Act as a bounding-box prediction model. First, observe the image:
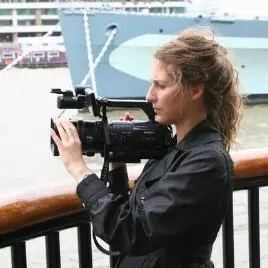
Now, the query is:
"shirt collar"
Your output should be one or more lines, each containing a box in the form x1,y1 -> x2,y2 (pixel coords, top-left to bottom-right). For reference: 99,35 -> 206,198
171,119 -> 223,151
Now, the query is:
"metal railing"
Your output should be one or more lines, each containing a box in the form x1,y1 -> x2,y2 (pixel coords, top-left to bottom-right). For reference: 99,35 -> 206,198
1,148 -> 268,268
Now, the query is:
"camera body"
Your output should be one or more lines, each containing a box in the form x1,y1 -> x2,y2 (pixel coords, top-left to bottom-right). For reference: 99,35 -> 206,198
50,86 -> 173,163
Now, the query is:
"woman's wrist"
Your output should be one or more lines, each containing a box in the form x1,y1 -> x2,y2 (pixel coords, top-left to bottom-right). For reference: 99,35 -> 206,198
68,163 -> 92,183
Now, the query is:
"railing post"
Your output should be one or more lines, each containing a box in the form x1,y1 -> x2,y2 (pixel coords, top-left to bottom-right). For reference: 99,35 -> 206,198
110,252 -> 119,268
77,223 -> 93,268
46,231 -> 61,268
222,194 -> 235,268
248,188 -> 260,268
11,241 -> 27,268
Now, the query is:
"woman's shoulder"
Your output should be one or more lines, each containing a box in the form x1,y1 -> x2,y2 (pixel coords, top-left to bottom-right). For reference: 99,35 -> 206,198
188,140 -> 231,159
182,141 -> 234,175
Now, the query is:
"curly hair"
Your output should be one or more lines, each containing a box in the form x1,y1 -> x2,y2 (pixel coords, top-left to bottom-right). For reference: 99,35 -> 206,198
154,26 -> 243,150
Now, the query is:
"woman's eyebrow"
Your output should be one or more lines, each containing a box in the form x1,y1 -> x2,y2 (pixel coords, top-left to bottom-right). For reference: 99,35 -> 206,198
151,79 -> 167,84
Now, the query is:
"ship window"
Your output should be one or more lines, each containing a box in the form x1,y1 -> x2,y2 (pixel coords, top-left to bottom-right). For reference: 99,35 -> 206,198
48,52 -> 59,57
0,9 -> 12,16
149,7 -> 162,13
125,8 -> 138,12
41,9 -> 57,15
17,9 -> 36,15
0,33 -> 12,42
2,53 -> 15,59
170,7 -> 186,14
33,52 -> 45,57
0,20 -> 12,26
18,53 -> 30,58
18,32 -> 38,37
42,19 -> 58,26
18,20 -> 35,26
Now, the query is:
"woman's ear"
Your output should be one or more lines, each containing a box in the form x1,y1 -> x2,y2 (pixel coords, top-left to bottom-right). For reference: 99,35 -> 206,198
191,84 -> 204,101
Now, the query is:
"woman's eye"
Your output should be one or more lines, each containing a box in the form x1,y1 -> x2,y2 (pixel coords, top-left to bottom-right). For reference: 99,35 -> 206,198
155,82 -> 165,89
151,81 -> 166,89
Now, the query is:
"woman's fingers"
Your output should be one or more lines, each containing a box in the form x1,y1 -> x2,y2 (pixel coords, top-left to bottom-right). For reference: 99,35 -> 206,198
119,112 -> 134,121
67,121 -> 81,141
55,121 -> 68,142
60,121 -> 76,141
53,120 -> 81,146
50,120 -> 85,176
124,112 -> 130,120
51,129 -> 62,149
125,112 -> 134,120
64,121 -> 81,144
128,114 -> 134,120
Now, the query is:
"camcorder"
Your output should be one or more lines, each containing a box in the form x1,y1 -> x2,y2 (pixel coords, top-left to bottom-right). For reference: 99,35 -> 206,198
50,86 -> 173,163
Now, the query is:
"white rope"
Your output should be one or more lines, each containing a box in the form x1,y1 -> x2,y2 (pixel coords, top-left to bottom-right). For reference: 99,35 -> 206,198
82,9 -> 98,96
57,7 -> 117,118
80,27 -> 117,86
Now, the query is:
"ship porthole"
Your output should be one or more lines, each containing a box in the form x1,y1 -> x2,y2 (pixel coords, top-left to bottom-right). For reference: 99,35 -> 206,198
105,24 -> 118,36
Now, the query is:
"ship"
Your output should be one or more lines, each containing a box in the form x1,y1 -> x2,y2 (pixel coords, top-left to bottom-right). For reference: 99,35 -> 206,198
0,0 -> 190,69
56,1 -> 268,102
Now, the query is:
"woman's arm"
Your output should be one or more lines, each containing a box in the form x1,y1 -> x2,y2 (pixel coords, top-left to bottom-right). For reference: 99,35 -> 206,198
77,149 -> 233,255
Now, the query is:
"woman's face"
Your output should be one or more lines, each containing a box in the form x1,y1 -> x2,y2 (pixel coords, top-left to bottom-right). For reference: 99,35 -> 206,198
146,59 -> 189,126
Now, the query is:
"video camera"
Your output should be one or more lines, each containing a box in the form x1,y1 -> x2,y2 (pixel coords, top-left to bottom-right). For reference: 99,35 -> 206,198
50,86 -> 173,163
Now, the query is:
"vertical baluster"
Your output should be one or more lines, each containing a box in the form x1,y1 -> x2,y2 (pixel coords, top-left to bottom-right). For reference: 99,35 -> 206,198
77,223 -> 93,268
222,194 -> 235,268
11,241 -> 27,268
248,188 -> 260,268
110,249 -> 119,268
46,231 -> 61,268
110,255 -> 118,268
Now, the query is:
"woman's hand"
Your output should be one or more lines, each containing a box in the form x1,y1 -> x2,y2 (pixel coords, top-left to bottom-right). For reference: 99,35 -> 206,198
119,112 -> 134,122
51,120 -> 90,182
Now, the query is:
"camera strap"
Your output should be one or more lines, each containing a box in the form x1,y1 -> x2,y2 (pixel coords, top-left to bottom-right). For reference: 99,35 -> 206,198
93,113 -> 121,256
93,150 -> 121,256
100,113 -> 110,184
100,146 -> 110,184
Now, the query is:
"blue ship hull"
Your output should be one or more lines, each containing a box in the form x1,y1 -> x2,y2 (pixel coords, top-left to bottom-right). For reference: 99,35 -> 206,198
58,10 -> 268,101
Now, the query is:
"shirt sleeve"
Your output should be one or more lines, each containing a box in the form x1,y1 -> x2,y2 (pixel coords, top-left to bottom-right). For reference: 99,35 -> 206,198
76,164 -> 129,205
76,149 -> 233,255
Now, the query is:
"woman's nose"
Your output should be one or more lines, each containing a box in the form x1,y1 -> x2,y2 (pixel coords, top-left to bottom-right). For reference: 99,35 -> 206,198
146,85 -> 155,102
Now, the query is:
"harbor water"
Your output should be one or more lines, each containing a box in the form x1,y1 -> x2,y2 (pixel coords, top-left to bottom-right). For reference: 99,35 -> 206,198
1,68 -> 268,267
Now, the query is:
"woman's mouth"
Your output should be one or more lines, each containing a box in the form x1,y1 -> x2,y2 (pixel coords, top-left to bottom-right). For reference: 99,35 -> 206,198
153,108 -> 160,114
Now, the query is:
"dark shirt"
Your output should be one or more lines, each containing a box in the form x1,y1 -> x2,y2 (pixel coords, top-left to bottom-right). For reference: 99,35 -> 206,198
76,119 -> 234,268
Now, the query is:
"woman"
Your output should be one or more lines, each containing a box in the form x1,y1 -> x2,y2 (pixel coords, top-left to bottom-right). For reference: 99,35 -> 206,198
51,27 -> 243,267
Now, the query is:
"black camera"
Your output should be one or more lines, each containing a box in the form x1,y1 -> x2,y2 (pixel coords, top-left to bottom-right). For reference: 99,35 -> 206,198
50,86 -> 173,163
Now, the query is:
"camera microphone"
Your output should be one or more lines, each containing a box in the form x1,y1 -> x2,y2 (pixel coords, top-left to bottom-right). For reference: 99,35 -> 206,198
57,96 -> 85,109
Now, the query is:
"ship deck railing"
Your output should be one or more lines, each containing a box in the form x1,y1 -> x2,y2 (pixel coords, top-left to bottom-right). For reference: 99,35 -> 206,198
1,148 -> 268,268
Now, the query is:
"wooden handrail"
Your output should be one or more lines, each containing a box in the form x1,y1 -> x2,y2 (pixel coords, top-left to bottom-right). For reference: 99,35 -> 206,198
0,183 -> 83,235
1,148 -> 268,235
231,148 -> 268,179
